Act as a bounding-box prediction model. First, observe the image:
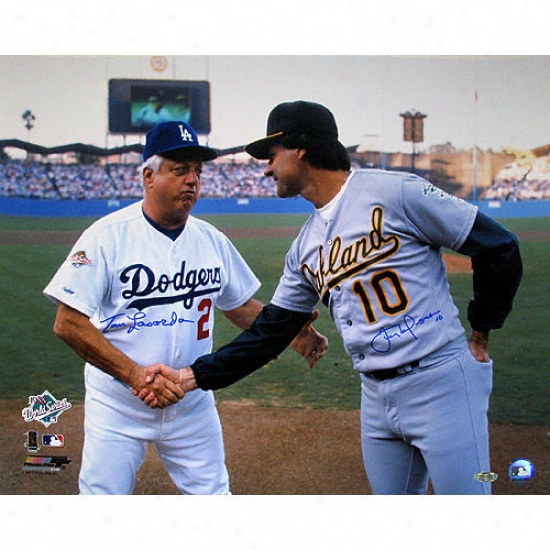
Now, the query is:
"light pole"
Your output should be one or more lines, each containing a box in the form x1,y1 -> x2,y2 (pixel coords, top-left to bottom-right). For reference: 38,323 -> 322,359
22,110 -> 36,135
400,109 -> 427,173
21,110 -> 36,161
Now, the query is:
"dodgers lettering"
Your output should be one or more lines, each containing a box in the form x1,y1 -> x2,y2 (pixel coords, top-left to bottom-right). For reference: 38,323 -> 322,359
120,261 -> 222,311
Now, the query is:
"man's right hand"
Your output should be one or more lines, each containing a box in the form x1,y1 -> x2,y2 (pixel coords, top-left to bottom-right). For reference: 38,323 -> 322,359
130,363 -> 186,409
133,365 -> 198,408
468,330 -> 490,363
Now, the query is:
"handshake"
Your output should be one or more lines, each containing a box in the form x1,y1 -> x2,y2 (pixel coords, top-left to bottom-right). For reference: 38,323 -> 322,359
131,364 -> 197,409
130,309 -> 329,409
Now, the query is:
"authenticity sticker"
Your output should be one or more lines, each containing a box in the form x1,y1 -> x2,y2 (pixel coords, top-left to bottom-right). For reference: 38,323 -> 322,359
23,431 -> 41,453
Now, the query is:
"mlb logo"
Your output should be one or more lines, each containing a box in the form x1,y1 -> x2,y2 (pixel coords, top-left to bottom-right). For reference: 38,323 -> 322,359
42,434 -> 65,448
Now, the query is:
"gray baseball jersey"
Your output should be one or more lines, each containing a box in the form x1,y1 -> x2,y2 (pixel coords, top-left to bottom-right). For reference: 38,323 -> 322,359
271,169 -> 477,372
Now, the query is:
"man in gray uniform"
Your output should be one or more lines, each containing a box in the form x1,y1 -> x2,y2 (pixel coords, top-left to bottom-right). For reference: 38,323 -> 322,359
141,101 -> 522,495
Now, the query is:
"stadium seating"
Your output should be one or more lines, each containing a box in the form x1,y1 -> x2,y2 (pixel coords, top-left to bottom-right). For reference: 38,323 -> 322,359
1,156 -> 549,201
0,159 -> 274,200
480,156 -> 550,201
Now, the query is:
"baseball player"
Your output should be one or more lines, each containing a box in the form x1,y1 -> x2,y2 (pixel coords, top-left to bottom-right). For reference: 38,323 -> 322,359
43,119 -> 327,495
141,101 -> 523,495
133,95 -> 180,127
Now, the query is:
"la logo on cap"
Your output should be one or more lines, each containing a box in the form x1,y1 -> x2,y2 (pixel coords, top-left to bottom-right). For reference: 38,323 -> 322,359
179,124 -> 194,142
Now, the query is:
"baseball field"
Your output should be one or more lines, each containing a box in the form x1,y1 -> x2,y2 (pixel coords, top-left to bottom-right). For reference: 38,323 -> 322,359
0,212 -> 548,494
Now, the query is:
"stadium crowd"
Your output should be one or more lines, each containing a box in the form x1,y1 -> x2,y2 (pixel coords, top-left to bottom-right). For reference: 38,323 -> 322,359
0,158 -> 364,200
480,156 -> 550,201
0,158 -> 319,200
1,156 -> 549,201
0,158 -> 275,200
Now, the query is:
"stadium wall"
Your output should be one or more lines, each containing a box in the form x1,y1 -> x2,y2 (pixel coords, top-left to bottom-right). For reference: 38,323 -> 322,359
1,197 -> 550,219
0,197 -> 314,217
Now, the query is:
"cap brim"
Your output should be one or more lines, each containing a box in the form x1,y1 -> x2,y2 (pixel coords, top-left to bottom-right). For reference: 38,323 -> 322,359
244,132 -> 284,159
159,144 -> 218,162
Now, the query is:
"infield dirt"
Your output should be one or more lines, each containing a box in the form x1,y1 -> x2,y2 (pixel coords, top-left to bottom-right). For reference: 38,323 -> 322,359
1,400 -> 548,495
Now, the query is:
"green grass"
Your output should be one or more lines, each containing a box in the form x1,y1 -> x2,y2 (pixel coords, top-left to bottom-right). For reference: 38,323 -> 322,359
0,244 -> 84,399
0,215 -> 99,232
197,213 -> 310,229
496,217 -> 550,232
1,214 -> 548,425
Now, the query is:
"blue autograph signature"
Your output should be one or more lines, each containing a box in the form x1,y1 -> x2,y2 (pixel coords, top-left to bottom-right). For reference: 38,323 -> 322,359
371,310 -> 443,354
100,311 -> 194,334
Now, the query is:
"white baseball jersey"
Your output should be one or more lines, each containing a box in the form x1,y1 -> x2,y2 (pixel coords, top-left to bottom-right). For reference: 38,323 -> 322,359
44,200 -> 261,409
271,169 -> 477,372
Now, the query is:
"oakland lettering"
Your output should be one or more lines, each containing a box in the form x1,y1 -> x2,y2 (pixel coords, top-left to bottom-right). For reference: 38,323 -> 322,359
302,206 -> 399,296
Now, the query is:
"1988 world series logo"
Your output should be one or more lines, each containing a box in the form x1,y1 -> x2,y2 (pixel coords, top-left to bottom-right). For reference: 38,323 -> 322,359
21,390 -> 72,428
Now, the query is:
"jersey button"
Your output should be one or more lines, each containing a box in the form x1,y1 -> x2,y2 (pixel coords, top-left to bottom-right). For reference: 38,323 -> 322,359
335,286 -> 341,291
347,320 -> 353,326
359,354 -> 365,360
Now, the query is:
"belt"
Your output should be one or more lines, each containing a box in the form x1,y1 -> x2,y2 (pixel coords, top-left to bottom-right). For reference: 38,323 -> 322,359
365,359 -> 420,381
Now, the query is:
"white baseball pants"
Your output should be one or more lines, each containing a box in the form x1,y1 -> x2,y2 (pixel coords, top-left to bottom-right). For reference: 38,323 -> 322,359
79,367 -> 230,495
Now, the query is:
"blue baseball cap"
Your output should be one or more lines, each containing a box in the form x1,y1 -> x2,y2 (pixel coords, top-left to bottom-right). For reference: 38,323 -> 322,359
143,120 -> 217,162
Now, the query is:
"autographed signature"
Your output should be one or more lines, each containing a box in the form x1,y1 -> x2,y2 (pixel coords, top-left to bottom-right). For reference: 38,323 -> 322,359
371,310 -> 443,354
100,311 -> 194,334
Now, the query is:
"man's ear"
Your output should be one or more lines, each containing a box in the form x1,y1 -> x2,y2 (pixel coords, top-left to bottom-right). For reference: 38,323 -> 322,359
296,148 -> 307,160
143,167 -> 155,187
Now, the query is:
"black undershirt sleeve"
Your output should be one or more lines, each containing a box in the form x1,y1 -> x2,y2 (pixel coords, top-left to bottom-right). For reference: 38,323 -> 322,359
457,211 -> 522,333
190,304 -> 312,390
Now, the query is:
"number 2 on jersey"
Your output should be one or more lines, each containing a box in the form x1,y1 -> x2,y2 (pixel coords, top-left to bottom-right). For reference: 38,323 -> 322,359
197,298 -> 213,340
